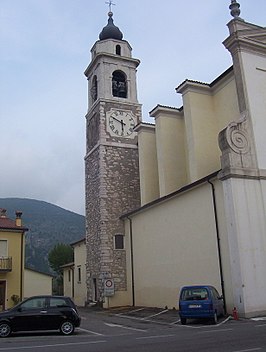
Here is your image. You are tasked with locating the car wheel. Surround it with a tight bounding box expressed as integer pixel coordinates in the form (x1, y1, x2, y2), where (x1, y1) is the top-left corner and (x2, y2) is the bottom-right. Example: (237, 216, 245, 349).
(180, 317, 187, 325)
(60, 321, 75, 335)
(212, 312, 218, 325)
(0, 322, 12, 337)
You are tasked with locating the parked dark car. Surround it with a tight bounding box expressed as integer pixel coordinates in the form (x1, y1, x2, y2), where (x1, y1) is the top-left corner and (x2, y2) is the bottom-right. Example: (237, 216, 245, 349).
(179, 285, 225, 325)
(0, 295, 81, 337)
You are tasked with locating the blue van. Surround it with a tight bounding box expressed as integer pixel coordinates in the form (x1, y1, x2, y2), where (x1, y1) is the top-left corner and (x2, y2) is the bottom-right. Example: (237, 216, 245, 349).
(179, 285, 224, 325)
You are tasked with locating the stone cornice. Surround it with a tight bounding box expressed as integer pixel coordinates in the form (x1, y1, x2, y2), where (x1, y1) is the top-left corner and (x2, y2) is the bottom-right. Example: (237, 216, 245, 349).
(223, 18, 266, 57)
(149, 104, 183, 120)
(134, 122, 155, 133)
(84, 52, 140, 77)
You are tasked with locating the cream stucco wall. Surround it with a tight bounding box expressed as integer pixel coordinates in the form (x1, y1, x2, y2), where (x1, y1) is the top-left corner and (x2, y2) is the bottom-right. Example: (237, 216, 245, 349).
(212, 69, 239, 132)
(176, 72, 239, 184)
(182, 89, 219, 182)
(63, 265, 73, 298)
(24, 269, 53, 298)
(136, 123, 159, 205)
(125, 179, 229, 309)
(73, 241, 87, 307)
(152, 107, 187, 197)
(0, 231, 24, 309)
(139, 70, 239, 209)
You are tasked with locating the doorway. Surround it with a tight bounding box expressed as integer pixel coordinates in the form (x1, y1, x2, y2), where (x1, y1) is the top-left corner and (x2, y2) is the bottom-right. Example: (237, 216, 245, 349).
(0, 281, 6, 311)
(92, 278, 98, 302)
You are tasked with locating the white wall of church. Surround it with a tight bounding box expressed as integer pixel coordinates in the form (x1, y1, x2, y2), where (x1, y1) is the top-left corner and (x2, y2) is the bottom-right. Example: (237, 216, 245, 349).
(222, 177, 266, 317)
(127, 181, 227, 309)
(241, 51, 266, 170)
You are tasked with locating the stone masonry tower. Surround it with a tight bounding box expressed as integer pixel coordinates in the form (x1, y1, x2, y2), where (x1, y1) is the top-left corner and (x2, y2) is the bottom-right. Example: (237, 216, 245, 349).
(84, 9, 141, 306)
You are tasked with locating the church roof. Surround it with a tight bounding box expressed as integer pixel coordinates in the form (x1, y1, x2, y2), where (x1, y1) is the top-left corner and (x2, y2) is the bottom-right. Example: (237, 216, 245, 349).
(99, 11, 123, 41)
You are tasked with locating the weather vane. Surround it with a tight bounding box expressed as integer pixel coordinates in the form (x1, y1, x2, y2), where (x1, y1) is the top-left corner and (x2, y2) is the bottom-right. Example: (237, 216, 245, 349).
(105, 0, 116, 13)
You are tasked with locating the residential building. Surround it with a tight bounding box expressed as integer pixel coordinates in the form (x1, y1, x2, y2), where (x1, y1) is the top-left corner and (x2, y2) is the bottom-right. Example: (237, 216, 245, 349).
(0, 209, 28, 310)
(24, 268, 53, 298)
(62, 238, 86, 306)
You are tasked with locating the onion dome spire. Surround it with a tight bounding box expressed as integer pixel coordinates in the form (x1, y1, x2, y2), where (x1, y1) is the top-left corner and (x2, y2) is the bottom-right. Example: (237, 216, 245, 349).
(229, 0, 241, 18)
(99, 10, 123, 41)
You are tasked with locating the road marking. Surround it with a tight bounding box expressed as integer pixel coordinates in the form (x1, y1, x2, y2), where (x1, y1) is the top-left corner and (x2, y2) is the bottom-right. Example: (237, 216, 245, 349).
(140, 309, 169, 320)
(0, 340, 107, 351)
(104, 322, 147, 332)
(136, 334, 175, 340)
(255, 324, 266, 327)
(77, 327, 104, 335)
(232, 348, 262, 352)
(176, 316, 231, 329)
(197, 328, 233, 333)
(115, 307, 145, 316)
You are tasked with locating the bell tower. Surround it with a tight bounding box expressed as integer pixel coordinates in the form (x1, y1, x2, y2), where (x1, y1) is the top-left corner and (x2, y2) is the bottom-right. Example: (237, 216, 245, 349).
(84, 9, 141, 306)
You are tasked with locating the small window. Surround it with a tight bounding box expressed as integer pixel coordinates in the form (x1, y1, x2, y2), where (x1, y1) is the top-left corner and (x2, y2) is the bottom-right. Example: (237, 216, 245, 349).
(0, 240, 7, 257)
(91, 75, 98, 102)
(116, 44, 121, 55)
(68, 269, 71, 282)
(78, 266, 81, 283)
(114, 234, 124, 250)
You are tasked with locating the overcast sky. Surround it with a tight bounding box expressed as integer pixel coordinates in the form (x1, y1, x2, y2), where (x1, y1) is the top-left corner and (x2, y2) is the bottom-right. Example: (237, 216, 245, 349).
(0, 1, 265, 215)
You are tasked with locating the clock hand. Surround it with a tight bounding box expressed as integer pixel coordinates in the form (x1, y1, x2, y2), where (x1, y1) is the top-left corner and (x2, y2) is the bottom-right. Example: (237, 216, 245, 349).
(112, 116, 122, 123)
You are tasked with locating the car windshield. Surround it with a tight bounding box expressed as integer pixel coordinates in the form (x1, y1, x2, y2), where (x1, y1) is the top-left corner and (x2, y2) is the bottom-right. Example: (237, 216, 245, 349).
(181, 288, 209, 301)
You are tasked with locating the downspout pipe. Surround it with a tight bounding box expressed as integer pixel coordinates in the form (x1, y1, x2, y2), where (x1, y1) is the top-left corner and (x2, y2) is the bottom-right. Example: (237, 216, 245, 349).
(127, 216, 135, 307)
(208, 179, 226, 313)
(20, 232, 24, 301)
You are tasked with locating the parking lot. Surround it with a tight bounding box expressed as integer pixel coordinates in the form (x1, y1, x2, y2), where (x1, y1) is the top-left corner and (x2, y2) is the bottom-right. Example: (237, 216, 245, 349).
(0, 306, 266, 352)
(87, 305, 232, 327)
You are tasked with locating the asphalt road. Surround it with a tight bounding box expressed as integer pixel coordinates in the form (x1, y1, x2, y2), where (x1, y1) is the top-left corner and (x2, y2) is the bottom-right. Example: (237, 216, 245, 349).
(0, 307, 266, 352)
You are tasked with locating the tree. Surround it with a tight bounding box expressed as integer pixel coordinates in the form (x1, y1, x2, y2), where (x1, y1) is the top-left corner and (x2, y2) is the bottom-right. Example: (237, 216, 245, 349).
(48, 243, 74, 275)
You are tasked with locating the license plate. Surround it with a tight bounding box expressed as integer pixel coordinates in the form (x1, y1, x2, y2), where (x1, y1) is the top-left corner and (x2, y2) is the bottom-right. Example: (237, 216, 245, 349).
(189, 304, 202, 308)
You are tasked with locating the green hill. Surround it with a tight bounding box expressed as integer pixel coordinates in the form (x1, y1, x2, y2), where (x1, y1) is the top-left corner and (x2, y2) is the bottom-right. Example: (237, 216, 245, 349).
(0, 198, 85, 274)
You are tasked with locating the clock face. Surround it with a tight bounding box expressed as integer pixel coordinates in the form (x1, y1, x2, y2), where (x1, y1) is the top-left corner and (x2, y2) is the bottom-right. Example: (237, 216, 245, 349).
(107, 110, 136, 138)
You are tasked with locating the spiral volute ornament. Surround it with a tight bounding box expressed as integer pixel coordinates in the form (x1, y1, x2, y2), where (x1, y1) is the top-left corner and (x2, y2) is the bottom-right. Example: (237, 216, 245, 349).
(226, 124, 250, 154)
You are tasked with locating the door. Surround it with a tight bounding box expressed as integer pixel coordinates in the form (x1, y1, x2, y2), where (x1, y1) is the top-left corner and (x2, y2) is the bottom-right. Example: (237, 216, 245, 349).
(0, 281, 6, 311)
(12, 297, 48, 331)
(93, 278, 98, 302)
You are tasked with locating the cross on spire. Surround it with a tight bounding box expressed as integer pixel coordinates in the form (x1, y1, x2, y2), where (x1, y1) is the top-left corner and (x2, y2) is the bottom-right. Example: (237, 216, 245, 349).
(105, 0, 116, 13)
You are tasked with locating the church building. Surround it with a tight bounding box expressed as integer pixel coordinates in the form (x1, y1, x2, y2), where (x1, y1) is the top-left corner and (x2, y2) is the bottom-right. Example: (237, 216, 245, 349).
(84, 1, 266, 317)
